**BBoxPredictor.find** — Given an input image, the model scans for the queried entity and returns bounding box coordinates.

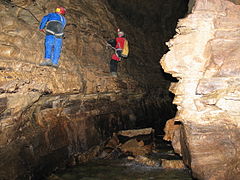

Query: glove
[39,29,44,32]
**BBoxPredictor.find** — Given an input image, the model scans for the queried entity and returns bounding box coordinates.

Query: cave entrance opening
[106,0,191,135]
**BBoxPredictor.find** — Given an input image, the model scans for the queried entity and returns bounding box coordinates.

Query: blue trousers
[44,35,63,65]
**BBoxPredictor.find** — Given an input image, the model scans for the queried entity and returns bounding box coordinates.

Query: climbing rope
[1,0,40,22]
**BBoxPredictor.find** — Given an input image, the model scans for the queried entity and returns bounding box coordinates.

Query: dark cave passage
[106,0,190,134]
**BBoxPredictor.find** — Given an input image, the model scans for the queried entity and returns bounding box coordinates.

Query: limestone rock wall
[161,0,240,179]
[0,1,142,179]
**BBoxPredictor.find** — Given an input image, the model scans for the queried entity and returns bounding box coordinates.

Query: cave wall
[162,0,240,179]
[107,0,189,80]
[0,0,188,179]
[106,0,189,132]
[1,92,149,179]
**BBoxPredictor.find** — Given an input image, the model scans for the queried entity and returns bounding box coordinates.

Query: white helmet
[117,28,124,37]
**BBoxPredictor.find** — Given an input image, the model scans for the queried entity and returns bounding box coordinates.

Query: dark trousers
[110,59,118,72]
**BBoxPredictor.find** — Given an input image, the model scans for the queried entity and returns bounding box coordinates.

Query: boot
[51,64,59,68]
[39,60,53,66]
[111,72,117,77]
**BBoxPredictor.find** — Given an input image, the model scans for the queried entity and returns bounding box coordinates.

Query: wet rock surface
[94,128,185,170]
[47,134,189,180]
[48,159,191,180]
[161,0,240,179]
[108,128,154,157]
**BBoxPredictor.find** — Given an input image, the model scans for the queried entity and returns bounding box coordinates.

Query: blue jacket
[39,12,66,30]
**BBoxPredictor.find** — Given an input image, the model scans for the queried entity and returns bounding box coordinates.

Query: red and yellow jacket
[111,37,126,61]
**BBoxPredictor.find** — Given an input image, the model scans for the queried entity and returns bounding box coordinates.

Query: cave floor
[48,137,193,180]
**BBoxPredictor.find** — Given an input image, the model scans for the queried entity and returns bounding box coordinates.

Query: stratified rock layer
[161,0,240,179]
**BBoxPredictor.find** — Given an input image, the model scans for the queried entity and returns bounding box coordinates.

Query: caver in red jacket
[107,29,126,76]
[111,37,126,61]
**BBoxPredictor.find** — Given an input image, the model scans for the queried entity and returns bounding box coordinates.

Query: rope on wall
[0,0,40,22]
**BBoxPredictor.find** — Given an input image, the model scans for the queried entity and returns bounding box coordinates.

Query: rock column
[161,0,240,179]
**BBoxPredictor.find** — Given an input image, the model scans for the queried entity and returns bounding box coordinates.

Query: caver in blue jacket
[39,9,66,67]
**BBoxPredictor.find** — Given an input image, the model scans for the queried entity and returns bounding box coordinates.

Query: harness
[45,14,65,38]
